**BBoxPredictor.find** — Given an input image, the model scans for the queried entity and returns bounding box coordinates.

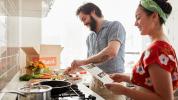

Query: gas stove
[51,83,104,100]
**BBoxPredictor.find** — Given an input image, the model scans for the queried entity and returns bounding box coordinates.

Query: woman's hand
[105,82,127,95]
[110,73,130,83]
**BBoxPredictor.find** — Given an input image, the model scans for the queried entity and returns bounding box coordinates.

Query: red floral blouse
[131,40,178,92]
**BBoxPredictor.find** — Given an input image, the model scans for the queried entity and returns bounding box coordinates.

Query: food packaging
[80,64,113,84]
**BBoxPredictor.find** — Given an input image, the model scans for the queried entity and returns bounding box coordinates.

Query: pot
[38,80,72,98]
[17,85,52,100]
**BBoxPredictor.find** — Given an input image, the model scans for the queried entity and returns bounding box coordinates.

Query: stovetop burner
[51,84,96,100]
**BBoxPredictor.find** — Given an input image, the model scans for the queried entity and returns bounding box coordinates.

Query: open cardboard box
[21,44,63,68]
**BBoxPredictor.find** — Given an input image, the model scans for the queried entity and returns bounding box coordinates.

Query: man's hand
[71,60,87,68]
[64,67,74,75]
[64,60,87,74]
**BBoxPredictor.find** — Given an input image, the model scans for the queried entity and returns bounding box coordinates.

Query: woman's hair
[76,2,103,18]
[140,0,172,24]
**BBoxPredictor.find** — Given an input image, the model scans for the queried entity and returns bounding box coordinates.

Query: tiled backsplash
[0,16,19,90]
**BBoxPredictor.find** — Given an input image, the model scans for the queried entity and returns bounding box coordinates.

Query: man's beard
[89,16,97,32]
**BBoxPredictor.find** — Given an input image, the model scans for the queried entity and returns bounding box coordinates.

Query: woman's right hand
[110,73,130,83]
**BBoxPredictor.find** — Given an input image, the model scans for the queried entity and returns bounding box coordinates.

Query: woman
[105,0,178,100]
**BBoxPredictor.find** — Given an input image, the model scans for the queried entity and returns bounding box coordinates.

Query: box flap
[21,47,39,55]
[40,44,63,55]
[21,45,63,67]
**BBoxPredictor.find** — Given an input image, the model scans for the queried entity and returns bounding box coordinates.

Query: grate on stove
[51,84,96,100]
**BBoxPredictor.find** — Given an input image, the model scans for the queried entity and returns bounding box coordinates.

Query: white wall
[7,16,20,47]
[19,17,41,48]
[165,0,178,54]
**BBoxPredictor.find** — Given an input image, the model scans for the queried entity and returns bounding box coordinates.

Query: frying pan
[39,80,72,97]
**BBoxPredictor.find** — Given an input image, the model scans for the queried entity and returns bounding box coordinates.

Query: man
[65,2,126,100]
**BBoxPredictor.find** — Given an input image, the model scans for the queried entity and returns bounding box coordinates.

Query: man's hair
[76,2,103,17]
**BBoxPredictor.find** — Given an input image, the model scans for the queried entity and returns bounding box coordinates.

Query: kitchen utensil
[17,85,52,100]
[38,80,72,97]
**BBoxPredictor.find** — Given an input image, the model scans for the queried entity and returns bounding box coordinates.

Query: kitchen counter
[0,71,104,100]
[0,72,26,100]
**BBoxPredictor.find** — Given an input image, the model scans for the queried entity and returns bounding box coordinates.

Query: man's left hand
[64,60,87,75]
[71,60,87,68]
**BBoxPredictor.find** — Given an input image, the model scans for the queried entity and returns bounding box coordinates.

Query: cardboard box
[21,44,63,67]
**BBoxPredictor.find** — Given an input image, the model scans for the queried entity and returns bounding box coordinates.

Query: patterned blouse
[131,40,178,92]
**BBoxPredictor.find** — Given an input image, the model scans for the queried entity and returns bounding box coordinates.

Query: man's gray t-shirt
[86,20,126,74]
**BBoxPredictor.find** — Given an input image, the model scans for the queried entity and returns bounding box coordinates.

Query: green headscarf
[140,0,169,23]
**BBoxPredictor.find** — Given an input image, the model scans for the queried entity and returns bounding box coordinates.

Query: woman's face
[135,6,155,35]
